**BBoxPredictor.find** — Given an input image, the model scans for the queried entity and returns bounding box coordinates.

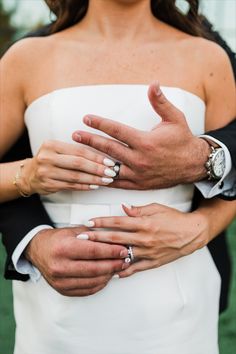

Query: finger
[122,203,167,217]
[80,231,142,247]
[67,240,129,260]
[53,274,112,291]
[57,259,130,278]
[118,259,157,278]
[50,140,109,165]
[47,167,115,186]
[82,115,141,147]
[59,283,107,297]
[72,131,133,164]
[109,179,141,190]
[113,164,136,180]
[41,179,94,193]
[87,216,140,231]
[148,82,185,124]
[53,155,116,178]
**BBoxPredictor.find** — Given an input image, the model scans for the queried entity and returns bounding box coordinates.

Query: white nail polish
[123,203,132,209]
[83,220,95,227]
[90,185,100,189]
[114,165,120,173]
[101,177,114,184]
[112,274,120,279]
[104,168,116,177]
[124,257,131,263]
[103,158,115,167]
[76,234,89,240]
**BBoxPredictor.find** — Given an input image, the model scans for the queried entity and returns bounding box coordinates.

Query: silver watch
[205,146,226,180]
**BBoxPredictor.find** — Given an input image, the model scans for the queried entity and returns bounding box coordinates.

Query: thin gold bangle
[13,160,31,197]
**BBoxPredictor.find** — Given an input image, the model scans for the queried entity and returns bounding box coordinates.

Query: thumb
[148,82,185,124]
[122,203,167,217]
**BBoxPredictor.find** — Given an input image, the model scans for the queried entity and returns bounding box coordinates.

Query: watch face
[212,149,225,178]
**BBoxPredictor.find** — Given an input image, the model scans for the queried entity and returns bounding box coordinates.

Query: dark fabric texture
[208,119,236,168]
[0,18,235,313]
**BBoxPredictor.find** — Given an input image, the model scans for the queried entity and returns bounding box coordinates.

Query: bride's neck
[77,0,157,42]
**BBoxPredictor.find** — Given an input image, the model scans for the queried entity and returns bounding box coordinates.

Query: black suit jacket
[1,21,236,311]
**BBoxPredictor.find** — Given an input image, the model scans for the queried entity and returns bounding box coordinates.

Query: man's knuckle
[48,263,61,278]
[111,126,120,138]
[142,141,154,152]
[143,236,154,248]
[103,141,114,155]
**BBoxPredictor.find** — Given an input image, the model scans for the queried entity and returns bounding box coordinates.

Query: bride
[1,0,235,353]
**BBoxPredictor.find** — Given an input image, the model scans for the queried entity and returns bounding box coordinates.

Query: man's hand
[73,83,210,189]
[25,227,129,297]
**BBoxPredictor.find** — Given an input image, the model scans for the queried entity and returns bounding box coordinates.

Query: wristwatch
[205,145,226,180]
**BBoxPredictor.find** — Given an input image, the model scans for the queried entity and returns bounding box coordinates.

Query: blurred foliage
[0,0,18,56]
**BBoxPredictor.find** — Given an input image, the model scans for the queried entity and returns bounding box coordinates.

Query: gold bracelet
[13,160,31,197]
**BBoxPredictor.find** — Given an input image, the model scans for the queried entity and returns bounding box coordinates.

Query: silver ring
[127,246,135,262]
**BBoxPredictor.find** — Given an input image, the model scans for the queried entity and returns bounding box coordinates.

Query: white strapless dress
[13,85,221,354]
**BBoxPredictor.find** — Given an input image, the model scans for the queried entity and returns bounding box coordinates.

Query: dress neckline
[25,84,205,115]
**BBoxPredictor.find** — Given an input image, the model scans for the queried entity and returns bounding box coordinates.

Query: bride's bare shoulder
[1,35,59,92]
[2,35,56,65]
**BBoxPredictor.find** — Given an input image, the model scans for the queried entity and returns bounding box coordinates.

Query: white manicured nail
[103,158,115,167]
[101,177,114,184]
[90,185,100,189]
[76,234,89,240]
[114,165,120,173]
[112,274,120,279]
[123,203,132,209]
[124,257,131,263]
[104,168,116,177]
[83,220,95,227]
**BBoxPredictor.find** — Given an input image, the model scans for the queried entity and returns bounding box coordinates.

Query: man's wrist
[186,137,211,182]
[24,227,52,263]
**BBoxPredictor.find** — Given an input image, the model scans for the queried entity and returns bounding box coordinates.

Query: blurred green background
[0,0,236,353]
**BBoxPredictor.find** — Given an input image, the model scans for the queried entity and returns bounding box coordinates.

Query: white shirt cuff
[12,225,53,282]
[195,135,233,198]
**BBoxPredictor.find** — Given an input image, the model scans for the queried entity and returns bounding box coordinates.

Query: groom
[1,19,236,311]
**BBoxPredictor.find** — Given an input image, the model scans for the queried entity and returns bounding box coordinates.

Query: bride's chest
[25,86,205,155]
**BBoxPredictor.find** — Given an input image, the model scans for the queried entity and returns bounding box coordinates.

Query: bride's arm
[0,40,117,203]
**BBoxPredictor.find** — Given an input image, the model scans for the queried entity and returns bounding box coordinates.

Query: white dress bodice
[13,86,220,354]
[24,85,205,222]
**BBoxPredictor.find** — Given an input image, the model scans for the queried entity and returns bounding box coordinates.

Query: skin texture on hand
[72,83,210,190]
[25,227,129,296]
[19,140,117,196]
[77,203,210,278]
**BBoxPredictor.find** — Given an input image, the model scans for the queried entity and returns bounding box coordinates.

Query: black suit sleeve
[207,119,236,168]
[202,19,236,200]
[0,131,54,280]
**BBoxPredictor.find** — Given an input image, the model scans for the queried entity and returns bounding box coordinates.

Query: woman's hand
[78,203,210,278]
[19,140,117,195]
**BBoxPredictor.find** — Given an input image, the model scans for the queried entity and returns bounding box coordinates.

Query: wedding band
[127,246,135,262]
[114,162,121,178]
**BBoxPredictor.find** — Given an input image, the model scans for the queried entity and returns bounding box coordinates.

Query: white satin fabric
[13,85,220,354]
